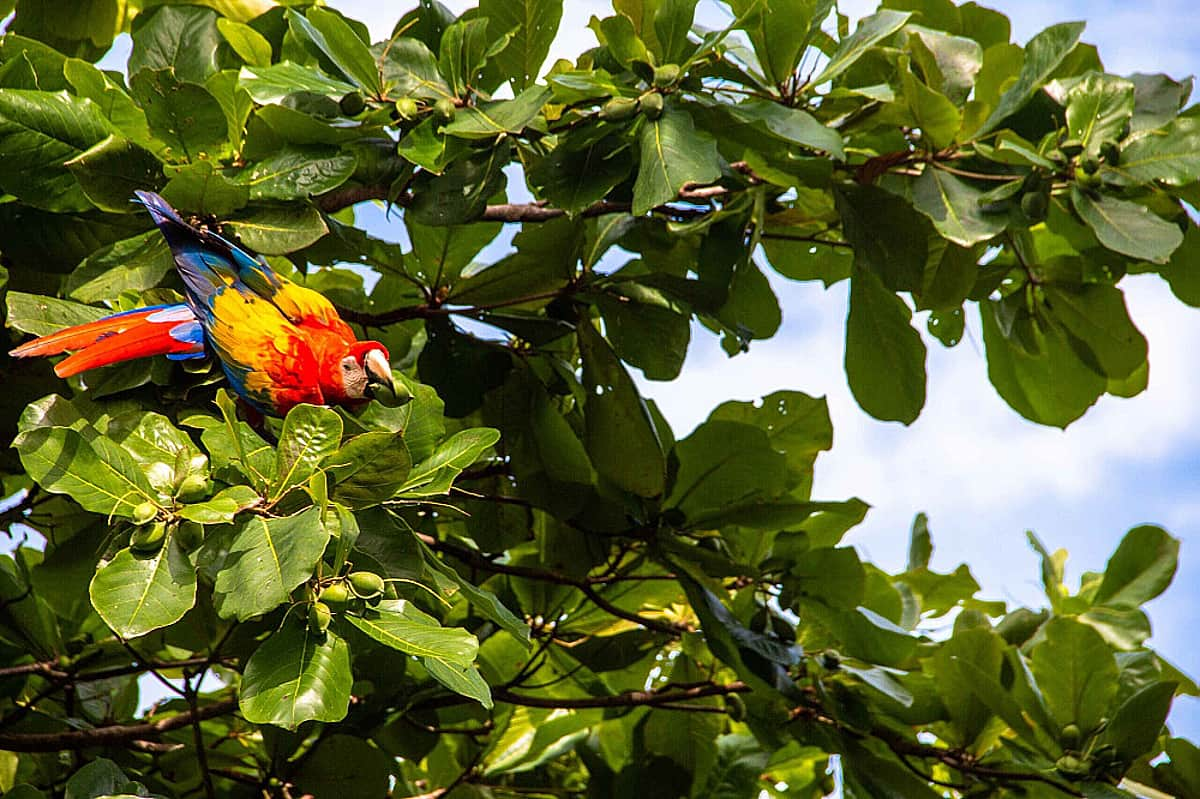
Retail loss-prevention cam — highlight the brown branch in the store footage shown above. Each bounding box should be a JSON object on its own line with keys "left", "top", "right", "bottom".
{"left": 0, "top": 656, "right": 233, "bottom": 683}
{"left": 493, "top": 681, "right": 748, "bottom": 710}
{"left": 418, "top": 533, "right": 691, "bottom": 636}
{"left": 0, "top": 697, "right": 238, "bottom": 752}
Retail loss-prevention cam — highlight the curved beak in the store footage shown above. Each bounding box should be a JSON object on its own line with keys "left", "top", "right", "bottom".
{"left": 363, "top": 348, "right": 395, "bottom": 397}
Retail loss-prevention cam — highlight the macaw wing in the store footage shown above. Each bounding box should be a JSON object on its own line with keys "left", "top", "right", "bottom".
{"left": 203, "top": 284, "right": 325, "bottom": 413}
{"left": 9, "top": 304, "right": 205, "bottom": 377}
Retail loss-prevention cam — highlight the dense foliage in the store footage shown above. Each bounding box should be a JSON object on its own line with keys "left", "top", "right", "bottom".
{"left": 0, "top": 0, "right": 1198, "bottom": 797}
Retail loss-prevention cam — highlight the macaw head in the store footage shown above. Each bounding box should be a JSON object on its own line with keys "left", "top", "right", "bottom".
{"left": 338, "top": 341, "right": 395, "bottom": 401}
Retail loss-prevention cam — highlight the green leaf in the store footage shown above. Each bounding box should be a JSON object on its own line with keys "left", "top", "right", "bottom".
{"left": 419, "top": 537, "right": 530, "bottom": 645}
{"left": 212, "top": 507, "right": 330, "bottom": 621}
{"left": 578, "top": 320, "right": 665, "bottom": 497}
{"left": 908, "top": 513, "right": 932, "bottom": 570}
{"left": 408, "top": 149, "right": 508, "bottom": 225}
{"left": 845, "top": 268, "right": 927, "bottom": 424}
{"left": 665, "top": 420, "right": 788, "bottom": 521}
{"left": 345, "top": 599, "right": 478, "bottom": 664}
{"left": 292, "top": 8, "right": 383, "bottom": 97}
{"left": 1094, "top": 525, "right": 1179, "bottom": 609}
{"left": 480, "top": 0, "right": 563, "bottom": 90}
{"left": 836, "top": 184, "right": 930, "bottom": 292}
{"left": 977, "top": 22, "right": 1086, "bottom": 135}
{"left": 289, "top": 734, "right": 394, "bottom": 799}
{"left": 5, "top": 290, "right": 103, "bottom": 336}
{"left": 596, "top": 287, "right": 690, "bottom": 380}
{"left": 130, "top": 69, "right": 228, "bottom": 161}
{"left": 240, "top": 622, "right": 352, "bottom": 729}
{"left": 160, "top": 160, "right": 250, "bottom": 216}
{"left": 239, "top": 62, "right": 357, "bottom": 105}
{"left": 226, "top": 204, "right": 329, "bottom": 254}
{"left": 130, "top": 5, "right": 223, "bottom": 84}
{"left": 812, "top": 10, "right": 912, "bottom": 86}
{"left": 179, "top": 485, "right": 262, "bottom": 524}
{"left": 911, "top": 169, "right": 1006, "bottom": 246}
{"left": 438, "top": 17, "right": 511, "bottom": 97}
{"left": 104, "top": 410, "right": 206, "bottom": 496}
{"left": 980, "top": 297, "right": 1105, "bottom": 428}
{"left": 63, "top": 759, "right": 127, "bottom": 799}
{"left": 376, "top": 38, "right": 453, "bottom": 100}
{"left": 14, "top": 427, "right": 157, "bottom": 517}
{"left": 423, "top": 657, "right": 494, "bottom": 708}
{"left": 89, "top": 536, "right": 196, "bottom": 639}
{"left": 528, "top": 132, "right": 632, "bottom": 215}
{"left": 1065, "top": 72, "right": 1134, "bottom": 156}
{"left": 1103, "top": 681, "right": 1175, "bottom": 763}
{"left": 398, "top": 427, "right": 500, "bottom": 496}
{"left": 443, "top": 86, "right": 551, "bottom": 139}
{"left": 1042, "top": 284, "right": 1147, "bottom": 380}
{"left": 1071, "top": 187, "right": 1182, "bottom": 264}
{"left": 273, "top": 404, "right": 343, "bottom": 501}
{"left": 217, "top": 18, "right": 272, "bottom": 68}
{"left": 64, "top": 232, "right": 172, "bottom": 304}
{"left": 63, "top": 58, "right": 152, "bottom": 146}
{"left": 721, "top": 99, "right": 845, "bottom": 159}
{"left": 644, "top": 654, "right": 722, "bottom": 773}
{"left": 1113, "top": 117, "right": 1200, "bottom": 185}
{"left": 902, "top": 69, "right": 961, "bottom": 150}
{"left": 1030, "top": 617, "right": 1118, "bottom": 732}
{"left": 0, "top": 89, "right": 115, "bottom": 211}
{"left": 633, "top": 107, "right": 722, "bottom": 215}
{"left": 324, "top": 431, "right": 412, "bottom": 506}
{"left": 233, "top": 145, "right": 357, "bottom": 201}
{"left": 64, "top": 135, "right": 163, "bottom": 214}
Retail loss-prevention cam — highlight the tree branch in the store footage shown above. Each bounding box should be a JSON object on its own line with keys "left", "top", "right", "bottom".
{"left": 0, "top": 697, "right": 239, "bottom": 752}
{"left": 493, "top": 681, "right": 748, "bottom": 710}
{"left": 0, "top": 656, "right": 233, "bottom": 682}
{"left": 418, "top": 533, "right": 691, "bottom": 636}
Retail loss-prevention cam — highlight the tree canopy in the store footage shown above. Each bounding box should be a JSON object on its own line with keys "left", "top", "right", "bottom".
{"left": 0, "top": 0, "right": 1198, "bottom": 797}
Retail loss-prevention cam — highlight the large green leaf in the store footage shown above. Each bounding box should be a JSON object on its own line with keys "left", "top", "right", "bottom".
{"left": 292, "top": 8, "right": 383, "bottom": 97}
{"left": 528, "top": 132, "right": 632, "bottom": 215}
{"left": 845, "top": 268, "right": 927, "bottom": 424}
{"left": 665, "top": 420, "right": 788, "bottom": 522}
{"left": 89, "top": 536, "right": 196, "bottom": 639}
{"left": 324, "top": 431, "right": 412, "bottom": 506}
{"left": 443, "top": 86, "right": 551, "bottom": 139}
{"left": 1042, "top": 283, "right": 1147, "bottom": 380}
{"left": 1071, "top": 187, "right": 1183, "bottom": 264}
{"left": 910, "top": 168, "right": 1006, "bottom": 246}
{"left": 375, "top": 38, "right": 453, "bottom": 100}
{"left": 233, "top": 145, "right": 356, "bottom": 201}
{"left": 240, "top": 622, "right": 352, "bottom": 729}
{"left": 0, "top": 89, "right": 115, "bottom": 211}
{"left": 1113, "top": 117, "right": 1200, "bottom": 185}
{"left": 6, "top": 290, "right": 106, "bottom": 336}
{"left": 480, "top": 0, "right": 563, "bottom": 90}
{"left": 14, "top": 426, "right": 158, "bottom": 518}
{"left": 721, "top": 99, "right": 845, "bottom": 159}
{"left": 238, "top": 62, "right": 357, "bottom": 105}
{"left": 977, "top": 21, "right": 1086, "bottom": 135}
{"left": 344, "top": 599, "right": 477, "bottom": 664}
{"left": 578, "top": 320, "right": 665, "bottom": 497}
{"left": 226, "top": 204, "right": 329, "bottom": 254}
{"left": 1030, "top": 617, "right": 1118, "bottom": 732}
{"left": 272, "top": 404, "right": 343, "bottom": 501}
{"left": 423, "top": 657, "right": 494, "bottom": 708}
{"left": 398, "top": 427, "right": 500, "bottom": 496}
{"left": 632, "top": 107, "right": 722, "bottom": 215}
{"left": 64, "top": 135, "right": 164, "bottom": 214}
{"left": 1094, "top": 525, "right": 1179, "bottom": 609}
{"left": 130, "top": 69, "right": 228, "bottom": 161}
{"left": 812, "top": 10, "right": 912, "bottom": 86}
{"left": 1065, "top": 72, "right": 1134, "bottom": 156}
{"left": 211, "top": 507, "right": 330, "bottom": 621}
{"left": 129, "top": 5, "right": 223, "bottom": 84}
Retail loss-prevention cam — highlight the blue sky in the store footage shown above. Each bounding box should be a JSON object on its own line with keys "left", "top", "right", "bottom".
{"left": 88, "top": 0, "right": 1200, "bottom": 735}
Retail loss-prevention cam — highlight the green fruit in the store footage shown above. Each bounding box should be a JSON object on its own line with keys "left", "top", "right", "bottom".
{"left": 1021, "top": 170, "right": 1043, "bottom": 193}
{"left": 640, "top": 92, "right": 664, "bottom": 120}
{"left": 433, "top": 97, "right": 457, "bottom": 123}
{"left": 339, "top": 91, "right": 366, "bottom": 116}
{"left": 1021, "top": 191, "right": 1048, "bottom": 221}
{"left": 130, "top": 521, "right": 167, "bottom": 553}
{"left": 176, "top": 520, "right": 204, "bottom": 551}
{"left": 819, "top": 650, "right": 841, "bottom": 670}
{"left": 308, "top": 602, "right": 332, "bottom": 634}
{"left": 1060, "top": 138, "right": 1084, "bottom": 157}
{"left": 652, "top": 63, "right": 680, "bottom": 87}
{"left": 1060, "top": 723, "right": 1081, "bottom": 750}
{"left": 599, "top": 96, "right": 639, "bottom": 121}
{"left": 1101, "top": 140, "right": 1120, "bottom": 165}
{"left": 1080, "top": 156, "right": 1100, "bottom": 175}
{"left": 131, "top": 501, "right": 158, "bottom": 526}
{"left": 348, "top": 571, "right": 385, "bottom": 598}
{"left": 1054, "top": 754, "right": 1090, "bottom": 779}
{"left": 725, "top": 693, "right": 746, "bottom": 721}
{"left": 175, "top": 473, "right": 211, "bottom": 502}
{"left": 394, "top": 97, "right": 420, "bottom": 121}
{"left": 319, "top": 581, "right": 352, "bottom": 610}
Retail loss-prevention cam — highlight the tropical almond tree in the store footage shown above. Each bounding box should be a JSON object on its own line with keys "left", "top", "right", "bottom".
{"left": 0, "top": 1, "right": 1198, "bottom": 797}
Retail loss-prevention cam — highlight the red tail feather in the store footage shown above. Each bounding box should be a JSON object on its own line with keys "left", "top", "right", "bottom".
{"left": 9, "top": 306, "right": 203, "bottom": 377}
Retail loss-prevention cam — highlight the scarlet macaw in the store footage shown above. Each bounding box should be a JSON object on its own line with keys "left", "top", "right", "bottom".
{"left": 9, "top": 191, "right": 394, "bottom": 417}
